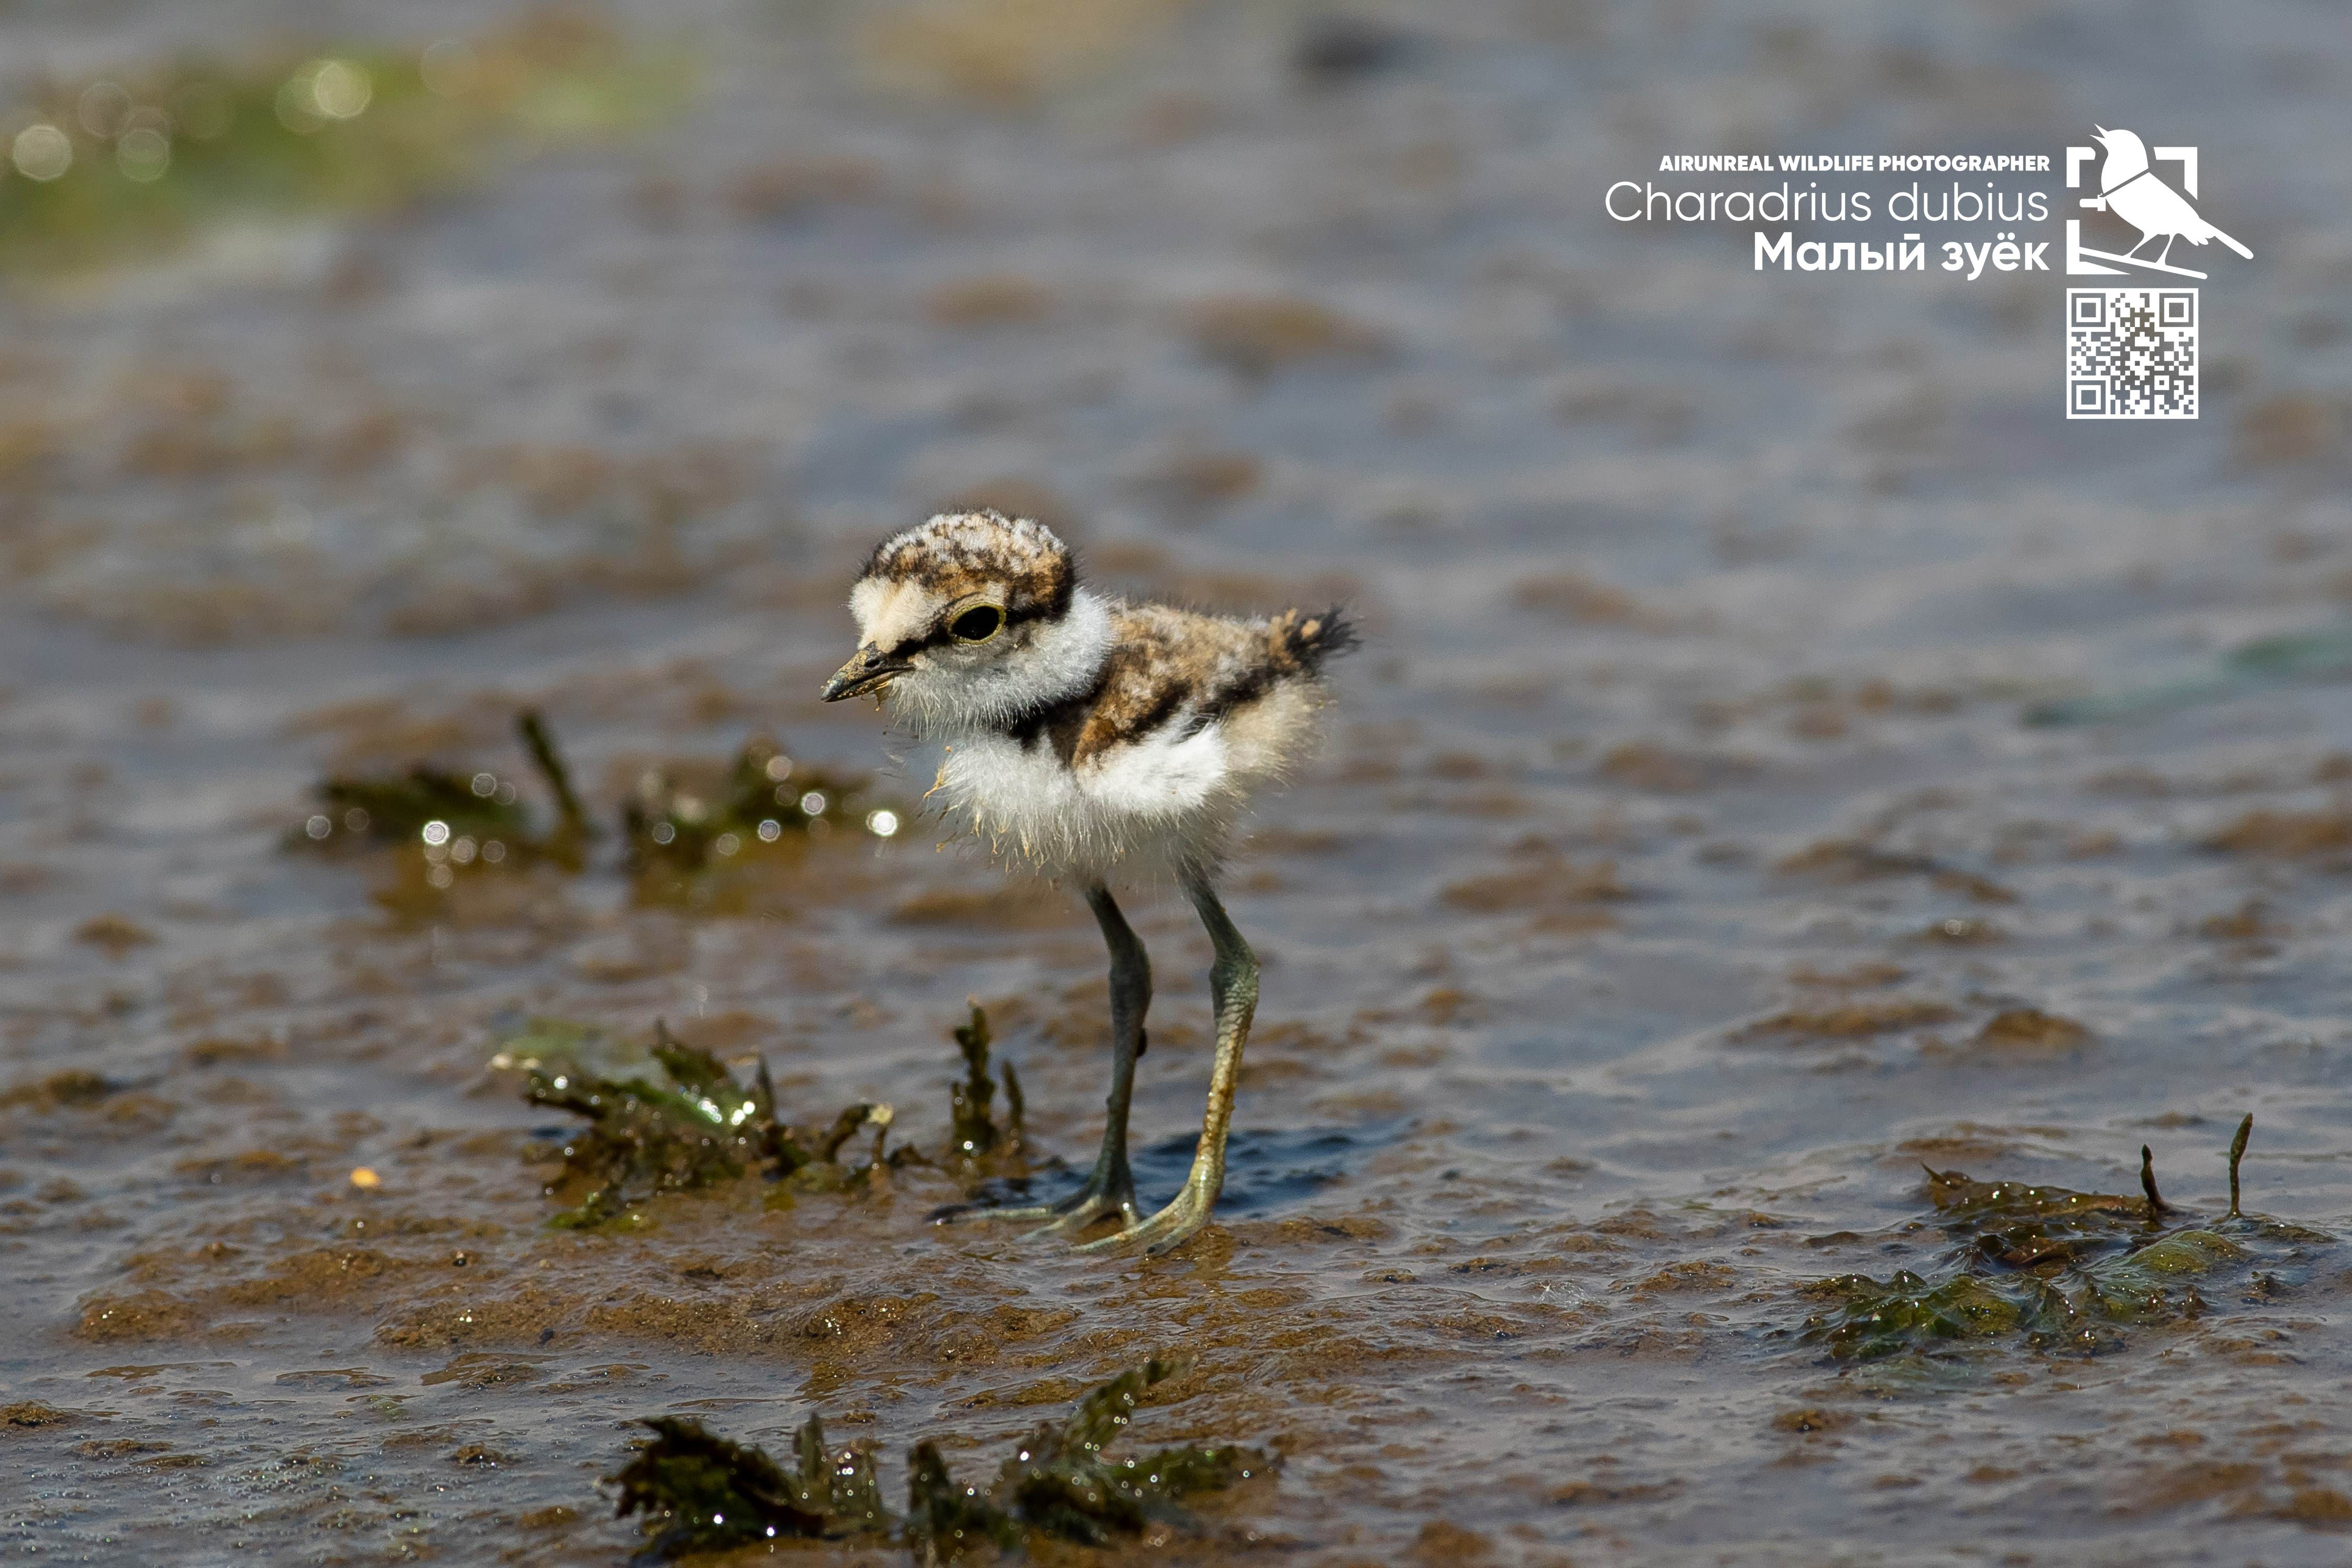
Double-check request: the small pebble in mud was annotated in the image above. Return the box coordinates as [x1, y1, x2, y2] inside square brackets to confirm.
[1772, 1408, 1855, 1434]
[451, 1443, 515, 1466]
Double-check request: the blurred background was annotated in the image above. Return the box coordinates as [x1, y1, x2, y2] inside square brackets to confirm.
[2, 0, 2339, 669]
[7, 1, 2352, 1563]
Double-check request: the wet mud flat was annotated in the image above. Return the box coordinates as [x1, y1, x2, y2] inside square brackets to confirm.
[7, 0, 2352, 1563]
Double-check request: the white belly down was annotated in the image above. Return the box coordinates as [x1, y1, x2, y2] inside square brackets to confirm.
[931, 725, 1240, 884]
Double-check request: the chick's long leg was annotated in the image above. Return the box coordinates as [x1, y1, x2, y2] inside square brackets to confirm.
[931, 883, 1146, 1231]
[1080, 873, 1256, 1257]
[1024, 886, 1149, 1234]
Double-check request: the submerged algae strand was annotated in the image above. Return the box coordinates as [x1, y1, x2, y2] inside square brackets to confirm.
[1801, 1118, 2328, 1364]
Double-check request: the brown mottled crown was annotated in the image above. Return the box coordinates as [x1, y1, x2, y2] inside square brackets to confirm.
[858, 511, 1075, 624]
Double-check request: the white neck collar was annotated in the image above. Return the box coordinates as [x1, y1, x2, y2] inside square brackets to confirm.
[887, 587, 1114, 735]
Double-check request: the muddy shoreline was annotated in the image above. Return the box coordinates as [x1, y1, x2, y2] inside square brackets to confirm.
[8, 1, 2352, 1563]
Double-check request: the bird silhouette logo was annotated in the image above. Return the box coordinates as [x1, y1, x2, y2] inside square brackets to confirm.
[2067, 128, 2251, 278]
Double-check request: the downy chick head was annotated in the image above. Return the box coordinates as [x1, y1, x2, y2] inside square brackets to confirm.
[822, 511, 1096, 728]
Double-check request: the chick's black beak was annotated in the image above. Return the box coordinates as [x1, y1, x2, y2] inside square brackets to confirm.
[822, 644, 910, 702]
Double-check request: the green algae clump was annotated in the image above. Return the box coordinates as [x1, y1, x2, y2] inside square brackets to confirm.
[499, 1018, 817, 1227]
[608, 1412, 886, 1555]
[946, 1002, 1024, 1166]
[313, 764, 534, 847]
[1798, 1119, 2329, 1367]
[501, 1015, 911, 1226]
[0, 15, 695, 277]
[504, 1003, 1058, 1227]
[622, 734, 868, 872]
[608, 1359, 1276, 1562]
[1801, 1270, 2052, 1361]
[960, 1356, 1271, 1550]
[295, 711, 896, 913]
[293, 708, 589, 870]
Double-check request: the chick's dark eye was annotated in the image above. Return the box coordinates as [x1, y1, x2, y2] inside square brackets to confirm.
[951, 605, 1004, 643]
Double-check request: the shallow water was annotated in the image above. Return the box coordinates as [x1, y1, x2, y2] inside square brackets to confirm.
[6, 1, 2352, 1563]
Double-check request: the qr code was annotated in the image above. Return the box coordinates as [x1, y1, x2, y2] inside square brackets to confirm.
[2067, 288, 2196, 418]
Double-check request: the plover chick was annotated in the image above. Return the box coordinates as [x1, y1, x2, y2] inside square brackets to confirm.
[822, 510, 1355, 1253]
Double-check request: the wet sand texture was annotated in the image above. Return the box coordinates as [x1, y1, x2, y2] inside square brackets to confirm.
[5, 1, 2352, 1563]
